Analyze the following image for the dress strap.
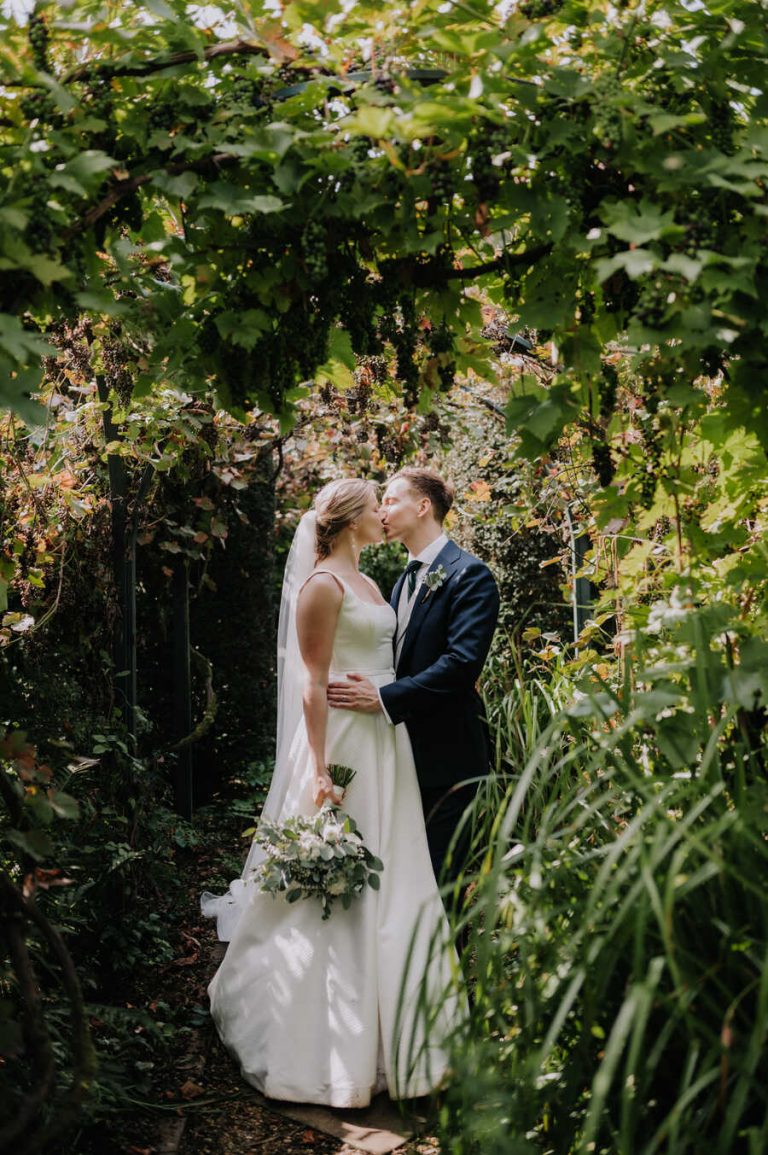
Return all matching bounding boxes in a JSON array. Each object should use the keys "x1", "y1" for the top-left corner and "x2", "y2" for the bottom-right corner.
[{"x1": 299, "y1": 568, "x2": 347, "y2": 596}]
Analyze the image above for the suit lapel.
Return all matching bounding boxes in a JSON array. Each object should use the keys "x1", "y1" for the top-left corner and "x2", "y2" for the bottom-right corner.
[
  {"x1": 390, "y1": 569, "x2": 406, "y2": 612},
  {"x1": 397, "y1": 540, "x2": 461, "y2": 672}
]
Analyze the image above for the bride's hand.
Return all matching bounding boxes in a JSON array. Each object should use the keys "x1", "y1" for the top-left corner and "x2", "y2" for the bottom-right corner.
[{"x1": 313, "y1": 770, "x2": 339, "y2": 808}]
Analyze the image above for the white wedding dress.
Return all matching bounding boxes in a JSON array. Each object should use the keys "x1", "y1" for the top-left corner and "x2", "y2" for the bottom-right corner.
[{"x1": 201, "y1": 571, "x2": 462, "y2": 1108}]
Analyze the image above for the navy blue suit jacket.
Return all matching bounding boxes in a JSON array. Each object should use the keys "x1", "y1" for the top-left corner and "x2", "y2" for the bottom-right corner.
[{"x1": 380, "y1": 540, "x2": 500, "y2": 790}]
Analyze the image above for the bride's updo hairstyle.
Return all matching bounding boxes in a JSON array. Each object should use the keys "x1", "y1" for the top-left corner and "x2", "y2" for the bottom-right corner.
[{"x1": 314, "y1": 478, "x2": 378, "y2": 561}]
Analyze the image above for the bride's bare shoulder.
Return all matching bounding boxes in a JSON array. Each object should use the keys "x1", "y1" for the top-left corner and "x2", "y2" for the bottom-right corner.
[{"x1": 298, "y1": 569, "x2": 345, "y2": 602}]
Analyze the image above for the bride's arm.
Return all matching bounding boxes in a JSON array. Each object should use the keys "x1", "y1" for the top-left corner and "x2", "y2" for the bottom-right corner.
[{"x1": 296, "y1": 573, "x2": 343, "y2": 807}]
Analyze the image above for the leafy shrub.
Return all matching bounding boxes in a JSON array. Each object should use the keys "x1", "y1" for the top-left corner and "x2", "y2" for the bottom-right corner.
[{"x1": 426, "y1": 607, "x2": 768, "y2": 1154}]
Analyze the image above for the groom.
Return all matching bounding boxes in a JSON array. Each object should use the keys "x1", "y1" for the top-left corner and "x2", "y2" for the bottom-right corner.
[{"x1": 327, "y1": 467, "x2": 500, "y2": 881}]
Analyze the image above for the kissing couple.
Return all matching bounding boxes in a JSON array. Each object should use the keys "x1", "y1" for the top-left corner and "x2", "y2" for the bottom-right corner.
[{"x1": 202, "y1": 467, "x2": 499, "y2": 1109}]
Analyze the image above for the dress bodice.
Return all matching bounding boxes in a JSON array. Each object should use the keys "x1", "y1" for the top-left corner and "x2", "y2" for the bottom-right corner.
[{"x1": 311, "y1": 571, "x2": 396, "y2": 674}]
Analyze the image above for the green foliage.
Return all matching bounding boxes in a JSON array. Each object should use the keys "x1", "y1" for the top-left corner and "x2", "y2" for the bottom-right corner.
[
  {"x1": 0, "y1": 0, "x2": 764, "y2": 470},
  {"x1": 416, "y1": 589, "x2": 768, "y2": 1154}
]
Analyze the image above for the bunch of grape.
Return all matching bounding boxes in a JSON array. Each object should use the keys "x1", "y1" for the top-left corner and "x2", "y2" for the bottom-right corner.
[
  {"x1": 102, "y1": 333, "x2": 134, "y2": 406},
  {"x1": 198, "y1": 315, "x2": 220, "y2": 357},
  {"x1": 357, "y1": 354, "x2": 387, "y2": 385},
  {"x1": 699, "y1": 346, "x2": 724, "y2": 378},
  {"x1": 347, "y1": 378, "x2": 371, "y2": 416},
  {"x1": 146, "y1": 98, "x2": 177, "y2": 134},
  {"x1": 28, "y1": 13, "x2": 51, "y2": 73},
  {"x1": 471, "y1": 125, "x2": 509, "y2": 201},
  {"x1": 295, "y1": 313, "x2": 332, "y2": 379},
  {"x1": 20, "y1": 89, "x2": 56, "y2": 125},
  {"x1": 578, "y1": 290, "x2": 595, "y2": 325},
  {"x1": 17, "y1": 527, "x2": 37, "y2": 583},
  {"x1": 598, "y1": 362, "x2": 619, "y2": 422},
  {"x1": 85, "y1": 88, "x2": 117, "y2": 152},
  {"x1": 591, "y1": 74, "x2": 624, "y2": 148},
  {"x1": 381, "y1": 296, "x2": 420, "y2": 407},
  {"x1": 229, "y1": 76, "x2": 264, "y2": 111},
  {"x1": 429, "y1": 162, "x2": 455, "y2": 204},
  {"x1": 427, "y1": 321, "x2": 456, "y2": 391},
  {"x1": 591, "y1": 440, "x2": 615, "y2": 487},
  {"x1": 339, "y1": 264, "x2": 378, "y2": 356},
  {"x1": 708, "y1": 98, "x2": 737, "y2": 156},
  {"x1": 634, "y1": 279, "x2": 668, "y2": 329},
  {"x1": 519, "y1": 0, "x2": 564, "y2": 17},
  {"x1": 650, "y1": 75, "x2": 689, "y2": 119},
  {"x1": 683, "y1": 204, "x2": 717, "y2": 258},
  {"x1": 375, "y1": 425, "x2": 400, "y2": 464},
  {"x1": 119, "y1": 191, "x2": 143, "y2": 233},
  {"x1": 302, "y1": 221, "x2": 328, "y2": 284},
  {"x1": 22, "y1": 184, "x2": 55, "y2": 254},
  {"x1": 638, "y1": 381, "x2": 662, "y2": 508}
]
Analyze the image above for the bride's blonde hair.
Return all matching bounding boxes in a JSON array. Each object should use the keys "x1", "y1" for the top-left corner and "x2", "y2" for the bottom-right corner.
[{"x1": 314, "y1": 478, "x2": 378, "y2": 561}]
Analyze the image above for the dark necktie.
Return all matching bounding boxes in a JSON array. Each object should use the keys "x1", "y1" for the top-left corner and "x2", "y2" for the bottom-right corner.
[{"x1": 404, "y1": 559, "x2": 421, "y2": 599}]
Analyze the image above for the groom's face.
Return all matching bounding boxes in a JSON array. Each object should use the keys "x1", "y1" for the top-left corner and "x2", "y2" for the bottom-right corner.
[{"x1": 381, "y1": 478, "x2": 424, "y2": 543}]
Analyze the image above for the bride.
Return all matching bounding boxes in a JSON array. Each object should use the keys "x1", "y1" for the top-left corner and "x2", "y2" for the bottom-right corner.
[{"x1": 201, "y1": 478, "x2": 462, "y2": 1109}]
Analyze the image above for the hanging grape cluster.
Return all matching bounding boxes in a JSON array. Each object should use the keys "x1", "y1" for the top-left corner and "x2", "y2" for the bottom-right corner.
[
  {"x1": 102, "y1": 330, "x2": 135, "y2": 407},
  {"x1": 426, "y1": 321, "x2": 456, "y2": 392},
  {"x1": 519, "y1": 0, "x2": 564, "y2": 17},
  {"x1": 598, "y1": 362, "x2": 619, "y2": 423},
  {"x1": 591, "y1": 440, "x2": 615, "y2": 487},
  {"x1": 146, "y1": 97, "x2": 178, "y2": 135},
  {"x1": 301, "y1": 220, "x2": 329, "y2": 284},
  {"x1": 20, "y1": 179, "x2": 55, "y2": 255},
  {"x1": 708, "y1": 97, "x2": 737, "y2": 155},
  {"x1": 19, "y1": 86, "x2": 59, "y2": 126},
  {"x1": 19, "y1": 14, "x2": 59, "y2": 125},
  {"x1": 28, "y1": 13, "x2": 52, "y2": 73},
  {"x1": 638, "y1": 380, "x2": 662, "y2": 509},
  {"x1": 634, "y1": 278, "x2": 670, "y2": 330},
  {"x1": 227, "y1": 75, "x2": 266, "y2": 112},
  {"x1": 429, "y1": 161, "x2": 455, "y2": 205},
  {"x1": 379, "y1": 293, "x2": 420, "y2": 407},
  {"x1": 84, "y1": 88, "x2": 117, "y2": 153},
  {"x1": 594, "y1": 362, "x2": 619, "y2": 484},
  {"x1": 591, "y1": 74, "x2": 624, "y2": 148},
  {"x1": 470, "y1": 125, "x2": 511, "y2": 201},
  {"x1": 338, "y1": 264, "x2": 378, "y2": 356}
]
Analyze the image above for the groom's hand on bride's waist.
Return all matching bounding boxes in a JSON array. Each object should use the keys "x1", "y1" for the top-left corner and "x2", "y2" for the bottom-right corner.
[{"x1": 327, "y1": 673, "x2": 382, "y2": 714}]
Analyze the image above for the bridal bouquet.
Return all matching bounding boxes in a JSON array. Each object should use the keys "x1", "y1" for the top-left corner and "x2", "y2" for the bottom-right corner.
[{"x1": 251, "y1": 765, "x2": 383, "y2": 920}]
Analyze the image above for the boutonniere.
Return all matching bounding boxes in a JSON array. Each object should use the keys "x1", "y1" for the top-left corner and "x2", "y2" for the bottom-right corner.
[{"x1": 421, "y1": 565, "x2": 448, "y2": 600}]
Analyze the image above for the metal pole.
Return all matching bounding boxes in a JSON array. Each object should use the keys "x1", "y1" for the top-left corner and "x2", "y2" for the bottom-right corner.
[
  {"x1": 564, "y1": 505, "x2": 591, "y2": 643},
  {"x1": 172, "y1": 559, "x2": 193, "y2": 819}
]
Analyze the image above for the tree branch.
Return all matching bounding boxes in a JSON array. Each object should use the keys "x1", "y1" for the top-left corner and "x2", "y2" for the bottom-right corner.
[
  {"x1": 62, "y1": 152, "x2": 240, "y2": 240},
  {"x1": 0, "y1": 871, "x2": 97, "y2": 1154},
  {"x1": 62, "y1": 38, "x2": 273, "y2": 84},
  {"x1": 168, "y1": 646, "x2": 218, "y2": 753},
  {"x1": 409, "y1": 244, "x2": 553, "y2": 287},
  {"x1": 0, "y1": 878, "x2": 56, "y2": 1151}
]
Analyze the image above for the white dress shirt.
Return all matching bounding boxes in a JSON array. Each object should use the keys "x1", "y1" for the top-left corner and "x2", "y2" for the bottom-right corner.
[{"x1": 394, "y1": 533, "x2": 449, "y2": 667}]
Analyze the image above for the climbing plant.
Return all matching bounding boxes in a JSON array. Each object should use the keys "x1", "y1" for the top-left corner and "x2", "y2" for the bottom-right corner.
[{"x1": 1, "y1": 0, "x2": 765, "y2": 463}]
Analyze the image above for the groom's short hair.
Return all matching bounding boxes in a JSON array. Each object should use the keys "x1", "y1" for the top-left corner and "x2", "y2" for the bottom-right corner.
[{"x1": 390, "y1": 467, "x2": 454, "y2": 524}]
